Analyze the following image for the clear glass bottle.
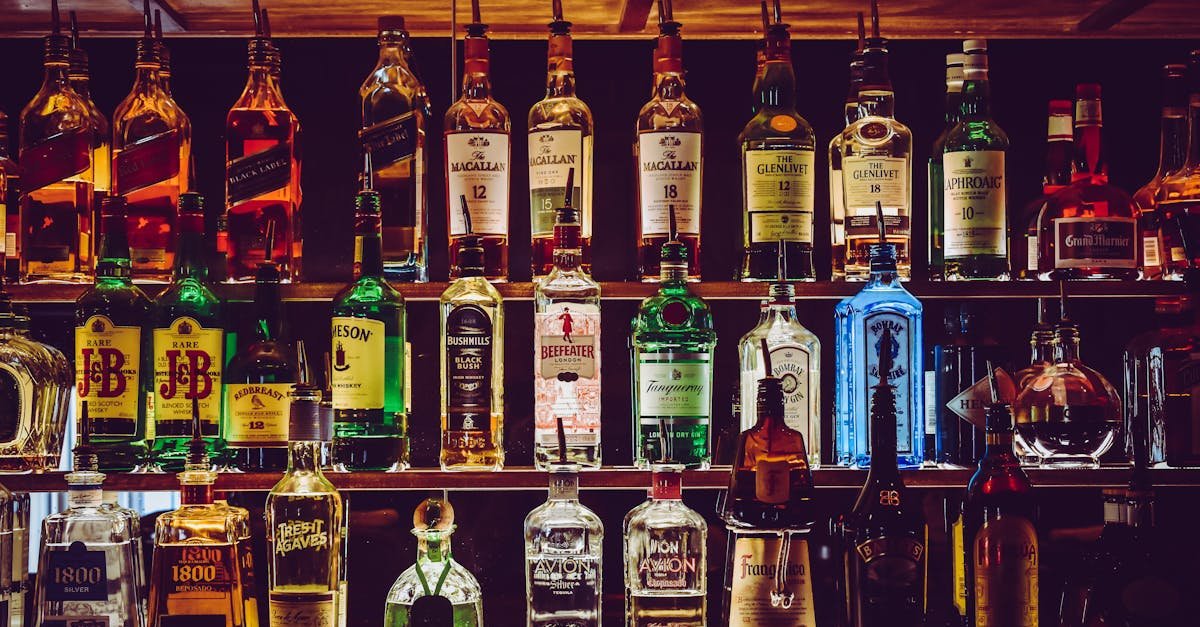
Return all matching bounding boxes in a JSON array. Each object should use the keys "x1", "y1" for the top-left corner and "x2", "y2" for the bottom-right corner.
[
  {"x1": 1158, "y1": 52, "x2": 1200, "y2": 280},
  {"x1": 383, "y1": 497, "x2": 483, "y2": 626},
  {"x1": 10, "y1": 491, "x2": 29, "y2": 626},
  {"x1": 624, "y1": 464, "x2": 706, "y2": 626},
  {"x1": 829, "y1": 14, "x2": 865, "y2": 281},
  {"x1": 928, "y1": 304, "x2": 1004, "y2": 468},
  {"x1": 1132, "y1": 64, "x2": 1187, "y2": 280},
  {"x1": 0, "y1": 292, "x2": 70, "y2": 472},
  {"x1": 529, "y1": 1, "x2": 593, "y2": 277},
  {"x1": 11, "y1": 300, "x2": 73, "y2": 472},
  {"x1": 523, "y1": 461, "x2": 603, "y2": 626},
  {"x1": 1014, "y1": 100, "x2": 1074, "y2": 280},
  {"x1": 927, "y1": 51, "x2": 964, "y2": 280},
  {"x1": 67, "y1": 10, "x2": 110, "y2": 214},
  {"x1": 534, "y1": 178, "x2": 601, "y2": 469},
  {"x1": 1012, "y1": 299, "x2": 1056, "y2": 464},
  {"x1": 101, "y1": 489, "x2": 146, "y2": 619},
  {"x1": 1123, "y1": 296, "x2": 1200, "y2": 467}
]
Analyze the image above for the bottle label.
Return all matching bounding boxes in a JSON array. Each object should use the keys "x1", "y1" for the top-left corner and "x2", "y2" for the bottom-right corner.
[
  {"x1": 745, "y1": 149, "x2": 816, "y2": 244},
  {"x1": 853, "y1": 534, "x2": 926, "y2": 606},
  {"x1": 75, "y1": 316, "x2": 141, "y2": 431},
  {"x1": 755, "y1": 459, "x2": 791, "y2": 504},
  {"x1": 638, "y1": 131, "x2": 702, "y2": 236},
  {"x1": 535, "y1": 303, "x2": 601, "y2": 447},
  {"x1": 361, "y1": 111, "x2": 418, "y2": 170},
  {"x1": 113, "y1": 129, "x2": 181, "y2": 195},
  {"x1": 769, "y1": 345, "x2": 813, "y2": 435},
  {"x1": 973, "y1": 516, "x2": 1038, "y2": 627},
  {"x1": 153, "y1": 317, "x2": 222, "y2": 424},
  {"x1": 269, "y1": 593, "x2": 336, "y2": 627},
  {"x1": 728, "y1": 534, "x2": 817, "y2": 627},
  {"x1": 274, "y1": 519, "x2": 332, "y2": 556},
  {"x1": 943, "y1": 150, "x2": 1006, "y2": 258},
  {"x1": 637, "y1": 353, "x2": 711, "y2": 417},
  {"x1": 43, "y1": 541, "x2": 108, "y2": 602},
  {"x1": 527, "y1": 555, "x2": 599, "y2": 613},
  {"x1": 528, "y1": 129, "x2": 585, "y2": 236},
  {"x1": 952, "y1": 516, "x2": 967, "y2": 616},
  {"x1": 331, "y1": 317, "x2": 386, "y2": 410},
  {"x1": 446, "y1": 132, "x2": 510, "y2": 236},
  {"x1": 1026, "y1": 234, "x2": 1038, "y2": 272},
  {"x1": 445, "y1": 304, "x2": 495, "y2": 433},
  {"x1": 635, "y1": 531, "x2": 702, "y2": 591},
  {"x1": 1143, "y1": 235, "x2": 1161, "y2": 268},
  {"x1": 1053, "y1": 217, "x2": 1137, "y2": 269},
  {"x1": 21, "y1": 128, "x2": 91, "y2": 193},
  {"x1": 0, "y1": 361, "x2": 34, "y2": 448},
  {"x1": 227, "y1": 142, "x2": 293, "y2": 206},
  {"x1": 158, "y1": 545, "x2": 236, "y2": 598},
  {"x1": 1076, "y1": 100, "x2": 1101, "y2": 126},
  {"x1": 841, "y1": 156, "x2": 908, "y2": 217},
  {"x1": 224, "y1": 383, "x2": 292, "y2": 446},
  {"x1": 66, "y1": 486, "x2": 104, "y2": 509},
  {"x1": 947, "y1": 375, "x2": 991, "y2": 430},
  {"x1": 861, "y1": 313, "x2": 914, "y2": 455},
  {"x1": 923, "y1": 370, "x2": 937, "y2": 436}
]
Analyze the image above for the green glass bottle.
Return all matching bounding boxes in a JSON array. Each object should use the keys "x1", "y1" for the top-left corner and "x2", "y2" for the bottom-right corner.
[
  {"x1": 150, "y1": 192, "x2": 225, "y2": 470},
  {"x1": 74, "y1": 196, "x2": 153, "y2": 471},
  {"x1": 331, "y1": 189, "x2": 408, "y2": 471},
  {"x1": 631, "y1": 208, "x2": 716, "y2": 469}
]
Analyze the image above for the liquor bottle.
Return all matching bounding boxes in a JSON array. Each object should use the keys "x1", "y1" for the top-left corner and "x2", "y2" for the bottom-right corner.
[
  {"x1": 150, "y1": 193, "x2": 224, "y2": 471},
  {"x1": 635, "y1": 0, "x2": 703, "y2": 280},
  {"x1": 19, "y1": 0, "x2": 95, "y2": 282},
  {"x1": 961, "y1": 402, "x2": 1038, "y2": 627},
  {"x1": 67, "y1": 11, "x2": 110, "y2": 215},
  {"x1": 829, "y1": 13, "x2": 865, "y2": 281},
  {"x1": 100, "y1": 489, "x2": 147, "y2": 619},
  {"x1": 383, "y1": 497, "x2": 484, "y2": 626},
  {"x1": 445, "y1": 0, "x2": 511, "y2": 281},
  {"x1": 841, "y1": 327, "x2": 926, "y2": 627},
  {"x1": 441, "y1": 197, "x2": 504, "y2": 471},
  {"x1": 534, "y1": 172, "x2": 601, "y2": 469},
  {"x1": 1011, "y1": 299, "x2": 1054, "y2": 464},
  {"x1": 631, "y1": 209, "x2": 715, "y2": 468},
  {"x1": 11, "y1": 491, "x2": 29, "y2": 625},
  {"x1": 837, "y1": 2, "x2": 913, "y2": 280},
  {"x1": 331, "y1": 190, "x2": 408, "y2": 471},
  {"x1": 738, "y1": 1, "x2": 816, "y2": 282},
  {"x1": 0, "y1": 290, "x2": 70, "y2": 472},
  {"x1": 737, "y1": 242, "x2": 820, "y2": 466},
  {"x1": 623, "y1": 463, "x2": 707, "y2": 625},
  {"x1": 213, "y1": 491, "x2": 257, "y2": 627},
  {"x1": 1037, "y1": 84, "x2": 1140, "y2": 280},
  {"x1": 942, "y1": 42, "x2": 1010, "y2": 280},
  {"x1": 0, "y1": 111, "x2": 19, "y2": 281},
  {"x1": 529, "y1": 0, "x2": 593, "y2": 277},
  {"x1": 226, "y1": 2, "x2": 302, "y2": 282},
  {"x1": 928, "y1": 304, "x2": 1005, "y2": 468},
  {"x1": 1158, "y1": 51, "x2": 1200, "y2": 279},
  {"x1": 1123, "y1": 295, "x2": 1200, "y2": 467},
  {"x1": 751, "y1": 1, "x2": 768, "y2": 100},
  {"x1": 927, "y1": 52, "x2": 965, "y2": 280},
  {"x1": 224, "y1": 222, "x2": 296, "y2": 472},
  {"x1": 265, "y1": 348, "x2": 343, "y2": 626},
  {"x1": 360, "y1": 15, "x2": 430, "y2": 282},
  {"x1": 1014, "y1": 100, "x2": 1073, "y2": 280},
  {"x1": 834, "y1": 209, "x2": 924, "y2": 468},
  {"x1": 1132, "y1": 64, "x2": 1188, "y2": 280},
  {"x1": 112, "y1": 0, "x2": 192, "y2": 282},
  {"x1": 75, "y1": 196, "x2": 153, "y2": 471}
]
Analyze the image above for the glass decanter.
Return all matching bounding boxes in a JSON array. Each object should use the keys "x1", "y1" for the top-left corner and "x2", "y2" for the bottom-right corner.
[{"x1": 384, "y1": 497, "x2": 483, "y2": 626}]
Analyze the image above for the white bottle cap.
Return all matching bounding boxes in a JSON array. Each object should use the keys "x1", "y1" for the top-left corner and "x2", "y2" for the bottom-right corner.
[{"x1": 963, "y1": 38, "x2": 987, "y2": 53}]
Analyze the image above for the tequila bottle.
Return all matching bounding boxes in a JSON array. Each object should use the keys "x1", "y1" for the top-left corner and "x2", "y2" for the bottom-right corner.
[
  {"x1": 534, "y1": 174, "x2": 601, "y2": 469},
  {"x1": 829, "y1": 13, "x2": 865, "y2": 280},
  {"x1": 1158, "y1": 52, "x2": 1200, "y2": 279},
  {"x1": 67, "y1": 10, "x2": 110, "y2": 214},
  {"x1": 383, "y1": 498, "x2": 483, "y2": 626},
  {"x1": 331, "y1": 190, "x2": 408, "y2": 471},
  {"x1": 151, "y1": 193, "x2": 224, "y2": 470},
  {"x1": 927, "y1": 52, "x2": 964, "y2": 280},
  {"x1": 360, "y1": 15, "x2": 429, "y2": 282},
  {"x1": 74, "y1": 196, "x2": 153, "y2": 471},
  {"x1": 529, "y1": 0, "x2": 593, "y2": 277},
  {"x1": 1132, "y1": 64, "x2": 1187, "y2": 279}
]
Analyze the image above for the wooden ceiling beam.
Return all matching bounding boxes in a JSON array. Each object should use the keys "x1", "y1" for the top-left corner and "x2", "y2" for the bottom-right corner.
[
  {"x1": 618, "y1": 0, "x2": 653, "y2": 33},
  {"x1": 1077, "y1": 0, "x2": 1153, "y2": 32},
  {"x1": 125, "y1": 0, "x2": 188, "y2": 32}
]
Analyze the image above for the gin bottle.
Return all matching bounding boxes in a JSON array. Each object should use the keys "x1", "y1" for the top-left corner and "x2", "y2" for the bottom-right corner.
[{"x1": 384, "y1": 498, "x2": 483, "y2": 626}]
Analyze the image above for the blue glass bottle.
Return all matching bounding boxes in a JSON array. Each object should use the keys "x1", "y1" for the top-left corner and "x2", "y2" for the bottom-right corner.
[{"x1": 835, "y1": 241, "x2": 923, "y2": 467}]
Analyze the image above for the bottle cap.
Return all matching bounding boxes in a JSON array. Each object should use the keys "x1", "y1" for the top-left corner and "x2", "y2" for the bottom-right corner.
[
  {"x1": 962, "y1": 38, "x2": 987, "y2": 53},
  {"x1": 1075, "y1": 82, "x2": 1102, "y2": 100},
  {"x1": 289, "y1": 339, "x2": 325, "y2": 442},
  {"x1": 465, "y1": 0, "x2": 488, "y2": 37},
  {"x1": 1048, "y1": 99, "x2": 1073, "y2": 116},
  {"x1": 869, "y1": 243, "x2": 898, "y2": 273},
  {"x1": 650, "y1": 463, "x2": 684, "y2": 500},
  {"x1": 946, "y1": 52, "x2": 965, "y2": 67},
  {"x1": 413, "y1": 497, "x2": 455, "y2": 532}
]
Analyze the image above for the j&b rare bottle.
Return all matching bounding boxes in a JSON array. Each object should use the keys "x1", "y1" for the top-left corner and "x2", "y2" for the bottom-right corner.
[{"x1": 384, "y1": 498, "x2": 484, "y2": 626}]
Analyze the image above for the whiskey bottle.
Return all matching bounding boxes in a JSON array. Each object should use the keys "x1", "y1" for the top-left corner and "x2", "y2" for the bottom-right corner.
[
  {"x1": 151, "y1": 193, "x2": 224, "y2": 471},
  {"x1": 331, "y1": 190, "x2": 408, "y2": 471},
  {"x1": 19, "y1": 0, "x2": 95, "y2": 282},
  {"x1": 534, "y1": 172, "x2": 601, "y2": 469},
  {"x1": 75, "y1": 196, "x2": 153, "y2": 471},
  {"x1": 441, "y1": 197, "x2": 504, "y2": 471},
  {"x1": 927, "y1": 304, "x2": 1005, "y2": 468},
  {"x1": 829, "y1": 13, "x2": 865, "y2": 280},
  {"x1": 226, "y1": 2, "x2": 302, "y2": 282},
  {"x1": 68, "y1": 10, "x2": 111, "y2": 216},
  {"x1": 1157, "y1": 52, "x2": 1200, "y2": 279},
  {"x1": 739, "y1": 1, "x2": 816, "y2": 282},
  {"x1": 112, "y1": 0, "x2": 192, "y2": 282},
  {"x1": 383, "y1": 497, "x2": 483, "y2": 626},
  {"x1": 1123, "y1": 295, "x2": 1200, "y2": 467},
  {"x1": 927, "y1": 52, "x2": 965, "y2": 280},
  {"x1": 631, "y1": 209, "x2": 715, "y2": 468},
  {"x1": 529, "y1": 0, "x2": 593, "y2": 277},
  {"x1": 841, "y1": 328, "x2": 927, "y2": 627},
  {"x1": 360, "y1": 15, "x2": 430, "y2": 282},
  {"x1": 0, "y1": 289, "x2": 71, "y2": 472},
  {"x1": 1014, "y1": 100, "x2": 1074, "y2": 280},
  {"x1": 636, "y1": 0, "x2": 702, "y2": 280},
  {"x1": 0, "y1": 111, "x2": 19, "y2": 281},
  {"x1": 1132, "y1": 64, "x2": 1187, "y2": 280},
  {"x1": 445, "y1": 0, "x2": 511, "y2": 281}
]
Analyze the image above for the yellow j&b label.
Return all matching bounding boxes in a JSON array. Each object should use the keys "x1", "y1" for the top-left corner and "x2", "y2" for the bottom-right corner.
[
  {"x1": 224, "y1": 383, "x2": 292, "y2": 446},
  {"x1": 331, "y1": 316, "x2": 386, "y2": 410},
  {"x1": 153, "y1": 317, "x2": 222, "y2": 422},
  {"x1": 75, "y1": 315, "x2": 142, "y2": 427}
]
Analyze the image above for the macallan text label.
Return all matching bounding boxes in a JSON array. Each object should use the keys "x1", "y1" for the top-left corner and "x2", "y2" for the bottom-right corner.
[
  {"x1": 75, "y1": 316, "x2": 141, "y2": 432},
  {"x1": 638, "y1": 131, "x2": 702, "y2": 236},
  {"x1": 745, "y1": 149, "x2": 815, "y2": 244},
  {"x1": 944, "y1": 150, "x2": 1006, "y2": 258},
  {"x1": 862, "y1": 313, "x2": 914, "y2": 454},
  {"x1": 1053, "y1": 217, "x2": 1137, "y2": 269},
  {"x1": 528, "y1": 129, "x2": 587, "y2": 236},
  {"x1": 534, "y1": 303, "x2": 600, "y2": 447},
  {"x1": 224, "y1": 383, "x2": 292, "y2": 446},
  {"x1": 446, "y1": 132, "x2": 510, "y2": 236},
  {"x1": 728, "y1": 534, "x2": 816, "y2": 627},
  {"x1": 973, "y1": 516, "x2": 1038, "y2": 627},
  {"x1": 446, "y1": 304, "x2": 495, "y2": 434},
  {"x1": 153, "y1": 317, "x2": 222, "y2": 423},
  {"x1": 331, "y1": 317, "x2": 386, "y2": 410}
]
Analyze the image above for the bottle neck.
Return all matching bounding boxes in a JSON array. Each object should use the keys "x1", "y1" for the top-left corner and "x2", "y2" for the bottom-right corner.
[
  {"x1": 548, "y1": 468, "x2": 580, "y2": 502},
  {"x1": 462, "y1": 36, "x2": 492, "y2": 99},
  {"x1": 659, "y1": 260, "x2": 689, "y2": 285},
  {"x1": 1029, "y1": 330, "x2": 1055, "y2": 364},
  {"x1": 1154, "y1": 105, "x2": 1188, "y2": 177},
  {"x1": 1184, "y1": 92, "x2": 1200, "y2": 168},
  {"x1": 68, "y1": 75, "x2": 91, "y2": 98},
  {"x1": 354, "y1": 215, "x2": 384, "y2": 278},
  {"x1": 1056, "y1": 327, "x2": 1082, "y2": 363},
  {"x1": 943, "y1": 89, "x2": 962, "y2": 125},
  {"x1": 286, "y1": 440, "x2": 322, "y2": 473},
  {"x1": 652, "y1": 71, "x2": 686, "y2": 101},
  {"x1": 96, "y1": 214, "x2": 133, "y2": 280},
  {"x1": 755, "y1": 58, "x2": 796, "y2": 111},
  {"x1": 959, "y1": 78, "x2": 991, "y2": 118},
  {"x1": 984, "y1": 429, "x2": 1016, "y2": 458},
  {"x1": 133, "y1": 65, "x2": 163, "y2": 94},
  {"x1": 416, "y1": 532, "x2": 452, "y2": 562},
  {"x1": 181, "y1": 483, "x2": 214, "y2": 506},
  {"x1": 253, "y1": 272, "x2": 283, "y2": 341},
  {"x1": 857, "y1": 88, "x2": 895, "y2": 118},
  {"x1": 173, "y1": 217, "x2": 208, "y2": 282},
  {"x1": 545, "y1": 33, "x2": 576, "y2": 98},
  {"x1": 1073, "y1": 100, "x2": 1107, "y2": 183},
  {"x1": 553, "y1": 223, "x2": 582, "y2": 270},
  {"x1": 42, "y1": 62, "x2": 71, "y2": 88}
]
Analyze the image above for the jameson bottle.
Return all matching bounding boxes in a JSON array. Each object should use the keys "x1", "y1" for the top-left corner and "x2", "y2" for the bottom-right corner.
[
  {"x1": 738, "y1": 1, "x2": 816, "y2": 281},
  {"x1": 331, "y1": 190, "x2": 408, "y2": 471},
  {"x1": 927, "y1": 52, "x2": 965, "y2": 279},
  {"x1": 74, "y1": 196, "x2": 153, "y2": 471},
  {"x1": 360, "y1": 15, "x2": 429, "y2": 282}
]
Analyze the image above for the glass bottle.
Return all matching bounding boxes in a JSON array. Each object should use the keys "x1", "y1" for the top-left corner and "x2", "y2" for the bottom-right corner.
[
  {"x1": 0, "y1": 111, "x2": 19, "y2": 282},
  {"x1": 331, "y1": 190, "x2": 408, "y2": 471},
  {"x1": 19, "y1": 1, "x2": 95, "y2": 282},
  {"x1": 738, "y1": 6, "x2": 816, "y2": 282},
  {"x1": 383, "y1": 497, "x2": 483, "y2": 626},
  {"x1": 67, "y1": 10, "x2": 110, "y2": 215},
  {"x1": 1014, "y1": 100, "x2": 1074, "y2": 280},
  {"x1": 445, "y1": 2, "x2": 510, "y2": 282},
  {"x1": 74, "y1": 196, "x2": 153, "y2": 471},
  {"x1": 1011, "y1": 299, "x2": 1055, "y2": 464},
  {"x1": 529, "y1": 1, "x2": 593, "y2": 277},
  {"x1": 1123, "y1": 295, "x2": 1200, "y2": 467},
  {"x1": 0, "y1": 292, "x2": 70, "y2": 472},
  {"x1": 151, "y1": 193, "x2": 224, "y2": 471},
  {"x1": 100, "y1": 488, "x2": 146, "y2": 618},
  {"x1": 1132, "y1": 64, "x2": 1187, "y2": 280},
  {"x1": 225, "y1": 6, "x2": 302, "y2": 282},
  {"x1": 927, "y1": 51, "x2": 964, "y2": 280},
  {"x1": 1037, "y1": 84, "x2": 1140, "y2": 280},
  {"x1": 360, "y1": 15, "x2": 429, "y2": 283},
  {"x1": 212, "y1": 491, "x2": 256, "y2": 627},
  {"x1": 523, "y1": 461, "x2": 603, "y2": 626},
  {"x1": 1158, "y1": 51, "x2": 1200, "y2": 280},
  {"x1": 829, "y1": 13, "x2": 865, "y2": 281},
  {"x1": 623, "y1": 464, "x2": 706, "y2": 626},
  {"x1": 112, "y1": 1, "x2": 192, "y2": 283},
  {"x1": 635, "y1": 1, "x2": 702, "y2": 280},
  {"x1": 928, "y1": 304, "x2": 1004, "y2": 468},
  {"x1": 10, "y1": 491, "x2": 29, "y2": 625},
  {"x1": 534, "y1": 177, "x2": 601, "y2": 469}
]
